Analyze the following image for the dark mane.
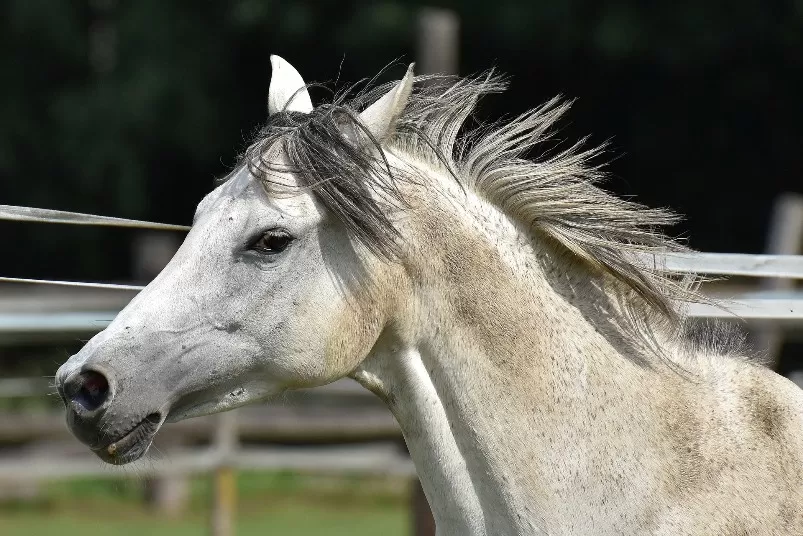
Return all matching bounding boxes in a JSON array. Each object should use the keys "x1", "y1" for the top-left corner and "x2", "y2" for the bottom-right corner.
[
  {"x1": 244, "y1": 72, "x2": 704, "y2": 336},
  {"x1": 246, "y1": 106, "x2": 407, "y2": 259}
]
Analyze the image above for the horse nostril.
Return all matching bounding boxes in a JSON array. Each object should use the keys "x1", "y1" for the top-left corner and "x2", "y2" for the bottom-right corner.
[
  {"x1": 68, "y1": 370, "x2": 111, "y2": 412},
  {"x1": 145, "y1": 412, "x2": 161, "y2": 425}
]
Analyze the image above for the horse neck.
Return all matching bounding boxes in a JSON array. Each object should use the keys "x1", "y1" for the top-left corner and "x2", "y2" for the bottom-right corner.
[{"x1": 354, "y1": 165, "x2": 674, "y2": 535}]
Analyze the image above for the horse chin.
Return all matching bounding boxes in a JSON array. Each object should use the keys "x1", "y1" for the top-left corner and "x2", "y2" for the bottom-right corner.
[{"x1": 92, "y1": 414, "x2": 162, "y2": 465}]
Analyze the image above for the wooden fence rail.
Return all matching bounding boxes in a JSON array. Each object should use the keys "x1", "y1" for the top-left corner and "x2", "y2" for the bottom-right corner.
[{"x1": 0, "y1": 378, "x2": 412, "y2": 535}]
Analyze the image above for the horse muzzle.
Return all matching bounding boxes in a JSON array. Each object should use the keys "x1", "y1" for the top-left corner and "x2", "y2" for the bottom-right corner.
[{"x1": 56, "y1": 364, "x2": 166, "y2": 465}]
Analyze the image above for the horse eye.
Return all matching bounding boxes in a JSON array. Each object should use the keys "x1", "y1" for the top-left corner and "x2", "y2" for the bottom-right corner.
[{"x1": 250, "y1": 231, "x2": 293, "y2": 255}]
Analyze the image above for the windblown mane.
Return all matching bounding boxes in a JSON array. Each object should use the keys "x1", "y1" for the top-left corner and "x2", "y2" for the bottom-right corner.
[{"x1": 245, "y1": 71, "x2": 705, "y2": 339}]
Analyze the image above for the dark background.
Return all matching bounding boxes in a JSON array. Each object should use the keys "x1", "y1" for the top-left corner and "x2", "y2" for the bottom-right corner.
[{"x1": 1, "y1": 0, "x2": 802, "y2": 282}]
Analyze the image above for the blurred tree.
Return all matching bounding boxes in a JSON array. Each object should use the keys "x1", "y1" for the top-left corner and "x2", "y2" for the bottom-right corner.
[{"x1": 0, "y1": 0, "x2": 801, "y2": 281}]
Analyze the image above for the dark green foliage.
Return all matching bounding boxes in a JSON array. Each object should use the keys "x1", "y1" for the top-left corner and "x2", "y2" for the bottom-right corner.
[{"x1": 0, "y1": 0, "x2": 801, "y2": 280}]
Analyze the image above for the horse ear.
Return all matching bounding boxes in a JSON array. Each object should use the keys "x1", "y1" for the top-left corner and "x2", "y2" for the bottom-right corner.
[
  {"x1": 268, "y1": 55, "x2": 313, "y2": 115},
  {"x1": 359, "y1": 63, "x2": 415, "y2": 141}
]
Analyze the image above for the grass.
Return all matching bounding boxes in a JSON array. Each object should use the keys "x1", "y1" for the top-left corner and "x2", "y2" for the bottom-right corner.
[{"x1": 0, "y1": 470, "x2": 410, "y2": 536}]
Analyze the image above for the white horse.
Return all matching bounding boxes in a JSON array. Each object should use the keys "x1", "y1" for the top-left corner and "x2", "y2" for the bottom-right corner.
[{"x1": 56, "y1": 56, "x2": 803, "y2": 535}]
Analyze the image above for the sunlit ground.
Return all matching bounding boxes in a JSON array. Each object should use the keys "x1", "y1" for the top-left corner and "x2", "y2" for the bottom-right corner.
[{"x1": 0, "y1": 470, "x2": 410, "y2": 536}]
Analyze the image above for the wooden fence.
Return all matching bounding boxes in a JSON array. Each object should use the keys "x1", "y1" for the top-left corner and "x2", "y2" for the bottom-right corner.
[
  {"x1": 1, "y1": 255, "x2": 802, "y2": 534},
  {"x1": 0, "y1": 376, "x2": 415, "y2": 535},
  {"x1": 1, "y1": 158, "x2": 801, "y2": 536}
]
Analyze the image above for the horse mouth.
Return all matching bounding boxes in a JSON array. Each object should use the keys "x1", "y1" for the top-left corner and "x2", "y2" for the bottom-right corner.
[{"x1": 92, "y1": 412, "x2": 162, "y2": 465}]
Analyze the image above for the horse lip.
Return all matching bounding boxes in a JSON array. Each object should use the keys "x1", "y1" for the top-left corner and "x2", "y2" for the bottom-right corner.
[{"x1": 91, "y1": 413, "x2": 162, "y2": 465}]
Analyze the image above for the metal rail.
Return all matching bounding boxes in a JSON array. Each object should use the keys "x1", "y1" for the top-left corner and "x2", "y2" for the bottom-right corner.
[
  {"x1": 685, "y1": 294, "x2": 803, "y2": 320},
  {"x1": 0, "y1": 204, "x2": 190, "y2": 231},
  {"x1": 2, "y1": 294, "x2": 802, "y2": 341},
  {"x1": 659, "y1": 252, "x2": 803, "y2": 279},
  {"x1": 2, "y1": 253, "x2": 802, "y2": 294},
  {"x1": 0, "y1": 445, "x2": 416, "y2": 481},
  {"x1": 0, "y1": 277, "x2": 144, "y2": 291}
]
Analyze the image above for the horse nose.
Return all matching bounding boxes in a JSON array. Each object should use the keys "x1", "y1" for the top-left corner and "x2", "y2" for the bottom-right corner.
[{"x1": 62, "y1": 370, "x2": 112, "y2": 413}]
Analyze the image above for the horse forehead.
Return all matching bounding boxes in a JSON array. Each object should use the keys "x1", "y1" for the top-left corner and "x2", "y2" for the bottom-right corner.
[
  {"x1": 215, "y1": 166, "x2": 260, "y2": 202},
  {"x1": 201, "y1": 166, "x2": 315, "y2": 222},
  {"x1": 205, "y1": 168, "x2": 258, "y2": 206}
]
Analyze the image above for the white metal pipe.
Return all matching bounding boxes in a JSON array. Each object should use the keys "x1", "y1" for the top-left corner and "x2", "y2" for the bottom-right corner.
[
  {"x1": 0, "y1": 276, "x2": 144, "y2": 291},
  {"x1": 0, "y1": 204, "x2": 190, "y2": 231}
]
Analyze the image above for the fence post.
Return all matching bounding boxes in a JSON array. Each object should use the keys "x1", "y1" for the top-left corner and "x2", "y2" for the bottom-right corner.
[
  {"x1": 398, "y1": 439, "x2": 436, "y2": 536},
  {"x1": 416, "y1": 8, "x2": 460, "y2": 77},
  {"x1": 211, "y1": 410, "x2": 238, "y2": 536},
  {"x1": 755, "y1": 193, "x2": 803, "y2": 368},
  {"x1": 143, "y1": 457, "x2": 188, "y2": 517},
  {"x1": 411, "y1": 10, "x2": 460, "y2": 535},
  {"x1": 412, "y1": 479, "x2": 437, "y2": 536}
]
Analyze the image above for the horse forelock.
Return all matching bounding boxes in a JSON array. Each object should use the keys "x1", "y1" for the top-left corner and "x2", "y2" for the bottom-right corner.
[
  {"x1": 244, "y1": 105, "x2": 407, "y2": 260},
  {"x1": 239, "y1": 70, "x2": 722, "y2": 362}
]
